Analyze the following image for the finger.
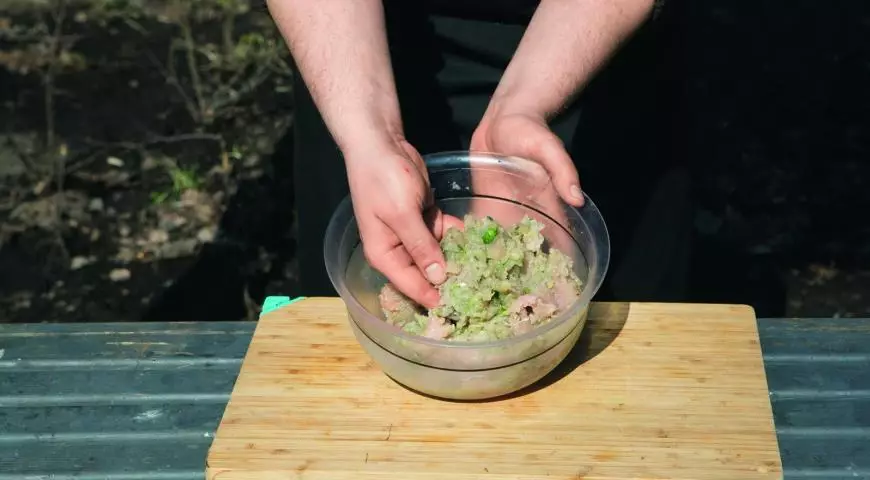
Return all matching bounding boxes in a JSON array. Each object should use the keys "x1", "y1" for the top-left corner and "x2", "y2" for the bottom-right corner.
[
  {"x1": 386, "y1": 211, "x2": 448, "y2": 286},
  {"x1": 521, "y1": 125, "x2": 585, "y2": 207},
  {"x1": 362, "y1": 221, "x2": 441, "y2": 309},
  {"x1": 466, "y1": 159, "x2": 571, "y2": 248},
  {"x1": 442, "y1": 213, "x2": 465, "y2": 232},
  {"x1": 424, "y1": 206, "x2": 464, "y2": 240},
  {"x1": 535, "y1": 181, "x2": 574, "y2": 250}
]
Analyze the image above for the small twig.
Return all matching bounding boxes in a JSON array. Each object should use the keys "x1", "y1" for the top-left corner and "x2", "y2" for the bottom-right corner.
[
  {"x1": 145, "y1": 48, "x2": 200, "y2": 124},
  {"x1": 123, "y1": 132, "x2": 224, "y2": 148},
  {"x1": 209, "y1": 64, "x2": 272, "y2": 114},
  {"x1": 64, "y1": 144, "x2": 116, "y2": 175},
  {"x1": 42, "y1": 0, "x2": 68, "y2": 150},
  {"x1": 221, "y1": 13, "x2": 236, "y2": 57},
  {"x1": 38, "y1": 0, "x2": 70, "y2": 246},
  {"x1": 210, "y1": 65, "x2": 249, "y2": 104},
  {"x1": 66, "y1": 133, "x2": 226, "y2": 176},
  {"x1": 179, "y1": 16, "x2": 207, "y2": 125},
  {"x1": 269, "y1": 59, "x2": 294, "y2": 77},
  {"x1": 166, "y1": 40, "x2": 179, "y2": 83},
  {"x1": 43, "y1": 69, "x2": 54, "y2": 150},
  {"x1": 120, "y1": 16, "x2": 148, "y2": 35},
  {"x1": 49, "y1": 228, "x2": 71, "y2": 266},
  {"x1": 243, "y1": 284, "x2": 260, "y2": 322}
]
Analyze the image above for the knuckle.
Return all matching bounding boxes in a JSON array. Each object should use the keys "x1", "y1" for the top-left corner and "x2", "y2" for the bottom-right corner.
[
  {"x1": 382, "y1": 203, "x2": 415, "y2": 223},
  {"x1": 537, "y1": 136, "x2": 564, "y2": 158},
  {"x1": 404, "y1": 237, "x2": 433, "y2": 261}
]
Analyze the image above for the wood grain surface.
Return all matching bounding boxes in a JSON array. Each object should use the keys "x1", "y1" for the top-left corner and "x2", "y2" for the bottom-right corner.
[{"x1": 206, "y1": 298, "x2": 782, "y2": 480}]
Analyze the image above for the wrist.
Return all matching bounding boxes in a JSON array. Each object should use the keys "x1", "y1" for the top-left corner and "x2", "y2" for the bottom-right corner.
[
  {"x1": 482, "y1": 90, "x2": 554, "y2": 124},
  {"x1": 332, "y1": 108, "x2": 405, "y2": 163},
  {"x1": 339, "y1": 123, "x2": 412, "y2": 170},
  {"x1": 305, "y1": 75, "x2": 404, "y2": 160}
]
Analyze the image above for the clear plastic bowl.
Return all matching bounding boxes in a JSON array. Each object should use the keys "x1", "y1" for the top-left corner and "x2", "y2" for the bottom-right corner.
[{"x1": 324, "y1": 151, "x2": 610, "y2": 400}]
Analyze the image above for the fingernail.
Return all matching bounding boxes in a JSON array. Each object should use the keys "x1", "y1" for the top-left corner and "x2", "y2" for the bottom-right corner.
[
  {"x1": 425, "y1": 263, "x2": 446, "y2": 284},
  {"x1": 570, "y1": 185, "x2": 584, "y2": 201}
]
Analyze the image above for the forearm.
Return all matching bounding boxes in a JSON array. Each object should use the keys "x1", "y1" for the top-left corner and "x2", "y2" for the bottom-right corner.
[
  {"x1": 489, "y1": 0, "x2": 655, "y2": 118},
  {"x1": 266, "y1": 0, "x2": 402, "y2": 153}
]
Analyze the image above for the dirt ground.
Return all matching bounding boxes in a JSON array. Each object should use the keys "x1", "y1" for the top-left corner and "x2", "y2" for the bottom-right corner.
[{"x1": 1, "y1": 1, "x2": 868, "y2": 323}]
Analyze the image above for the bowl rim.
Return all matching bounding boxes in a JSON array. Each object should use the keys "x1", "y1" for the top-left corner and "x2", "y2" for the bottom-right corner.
[{"x1": 323, "y1": 150, "x2": 611, "y2": 350}]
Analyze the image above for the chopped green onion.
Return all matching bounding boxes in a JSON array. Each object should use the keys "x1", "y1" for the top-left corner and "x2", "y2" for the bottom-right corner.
[{"x1": 482, "y1": 225, "x2": 498, "y2": 244}]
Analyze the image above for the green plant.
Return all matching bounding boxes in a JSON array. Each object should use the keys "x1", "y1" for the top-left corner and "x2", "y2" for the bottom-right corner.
[
  {"x1": 0, "y1": 1, "x2": 88, "y2": 152},
  {"x1": 150, "y1": 158, "x2": 202, "y2": 204},
  {"x1": 1, "y1": 0, "x2": 292, "y2": 186},
  {"x1": 88, "y1": 0, "x2": 292, "y2": 128}
]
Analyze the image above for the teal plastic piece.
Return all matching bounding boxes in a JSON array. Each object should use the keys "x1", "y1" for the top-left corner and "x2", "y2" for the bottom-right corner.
[{"x1": 259, "y1": 296, "x2": 306, "y2": 318}]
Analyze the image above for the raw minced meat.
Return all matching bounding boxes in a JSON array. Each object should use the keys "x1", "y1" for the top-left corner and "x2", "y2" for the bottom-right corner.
[{"x1": 378, "y1": 215, "x2": 583, "y2": 342}]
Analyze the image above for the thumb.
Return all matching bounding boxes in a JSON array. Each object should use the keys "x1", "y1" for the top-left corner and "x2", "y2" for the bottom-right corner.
[{"x1": 389, "y1": 212, "x2": 448, "y2": 286}]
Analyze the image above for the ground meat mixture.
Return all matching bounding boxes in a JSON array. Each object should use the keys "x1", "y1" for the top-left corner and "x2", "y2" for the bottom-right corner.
[{"x1": 378, "y1": 215, "x2": 583, "y2": 342}]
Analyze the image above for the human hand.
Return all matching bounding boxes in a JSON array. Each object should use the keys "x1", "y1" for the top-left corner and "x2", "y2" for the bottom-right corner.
[
  {"x1": 344, "y1": 137, "x2": 463, "y2": 309},
  {"x1": 468, "y1": 110, "x2": 585, "y2": 252},
  {"x1": 471, "y1": 111, "x2": 585, "y2": 209}
]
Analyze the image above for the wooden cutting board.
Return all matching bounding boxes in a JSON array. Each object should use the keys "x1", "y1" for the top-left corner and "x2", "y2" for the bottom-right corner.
[{"x1": 206, "y1": 298, "x2": 782, "y2": 480}]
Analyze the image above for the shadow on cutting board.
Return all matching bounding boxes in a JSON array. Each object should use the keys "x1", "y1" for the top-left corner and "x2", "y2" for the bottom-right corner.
[{"x1": 399, "y1": 302, "x2": 631, "y2": 403}]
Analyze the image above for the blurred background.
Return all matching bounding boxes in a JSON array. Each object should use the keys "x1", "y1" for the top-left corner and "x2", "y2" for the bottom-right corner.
[{"x1": 0, "y1": 0, "x2": 867, "y2": 323}]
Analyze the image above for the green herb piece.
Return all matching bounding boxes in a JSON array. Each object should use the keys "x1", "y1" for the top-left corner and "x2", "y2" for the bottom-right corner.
[{"x1": 482, "y1": 225, "x2": 498, "y2": 244}]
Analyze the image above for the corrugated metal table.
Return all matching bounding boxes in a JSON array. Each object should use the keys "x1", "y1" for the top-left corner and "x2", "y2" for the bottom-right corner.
[{"x1": 1, "y1": 313, "x2": 868, "y2": 479}]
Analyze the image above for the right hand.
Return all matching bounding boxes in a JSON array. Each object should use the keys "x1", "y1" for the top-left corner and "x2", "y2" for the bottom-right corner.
[{"x1": 344, "y1": 137, "x2": 463, "y2": 309}]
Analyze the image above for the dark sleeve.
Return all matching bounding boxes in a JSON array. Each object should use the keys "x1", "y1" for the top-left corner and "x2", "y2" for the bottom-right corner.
[{"x1": 652, "y1": 0, "x2": 666, "y2": 20}]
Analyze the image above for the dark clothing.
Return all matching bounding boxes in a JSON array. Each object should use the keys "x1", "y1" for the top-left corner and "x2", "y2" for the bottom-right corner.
[
  {"x1": 425, "y1": 0, "x2": 540, "y2": 24},
  {"x1": 424, "y1": 0, "x2": 666, "y2": 24},
  {"x1": 293, "y1": 2, "x2": 690, "y2": 302}
]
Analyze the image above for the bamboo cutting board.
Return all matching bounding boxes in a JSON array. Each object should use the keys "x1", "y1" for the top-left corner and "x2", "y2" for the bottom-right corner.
[{"x1": 207, "y1": 298, "x2": 782, "y2": 480}]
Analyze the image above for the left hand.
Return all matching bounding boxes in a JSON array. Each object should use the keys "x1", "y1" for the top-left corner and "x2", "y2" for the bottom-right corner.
[
  {"x1": 468, "y1": 110, "x2": 585, "y2": 243},
  {"x1": 471, "y1": 111, "x2": 585, "y2": 208}
]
